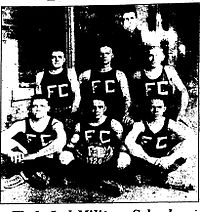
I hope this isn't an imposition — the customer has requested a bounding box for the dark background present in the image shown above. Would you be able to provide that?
[2,4,199,88]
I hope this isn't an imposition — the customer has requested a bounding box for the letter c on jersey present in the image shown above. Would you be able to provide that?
[47,84,69,98]
[92,80,115,93]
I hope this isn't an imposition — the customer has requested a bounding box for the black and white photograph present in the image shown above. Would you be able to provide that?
[1,1,199,206]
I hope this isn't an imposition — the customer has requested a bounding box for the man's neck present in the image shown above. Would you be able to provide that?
[31,115,48,122]
[49,67,63,75]
[100,64,112,73]
[31,117,42,122]
[89,115,107,126]
[145,64,163,79]
[147,116,166,134]
[149,116,165,123]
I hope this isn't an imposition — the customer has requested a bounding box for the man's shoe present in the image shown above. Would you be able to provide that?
[164,182,195,192]
[167,157,186,173]
[50,176,69,187]
[98,180,122,197]
[2,174,25,189]
[27,171,50,189]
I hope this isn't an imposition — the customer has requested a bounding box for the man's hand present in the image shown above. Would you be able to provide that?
[9,151,25,164]
[154,156,175,169]
[117,152,131,169]
[71,105,78,113]
[122,114,134,126]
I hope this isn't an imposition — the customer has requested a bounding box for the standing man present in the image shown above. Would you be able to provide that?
[132,45,189,121]
[79,45,132,126]
[1,94,66,189]
[36,48,81,130]
[113,7,144,74]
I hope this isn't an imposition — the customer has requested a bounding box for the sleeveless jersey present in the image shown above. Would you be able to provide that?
[136,119,181,158]
[75,117,120,165]
[40,69,74,109]
[13,118,57,154]
[81,69,124,120]
[142,67,174,98]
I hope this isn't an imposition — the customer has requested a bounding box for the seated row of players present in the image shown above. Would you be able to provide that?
[1,45,195,196]
[1,94,196,196]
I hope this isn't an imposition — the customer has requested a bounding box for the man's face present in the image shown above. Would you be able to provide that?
[150,99,166,119]
[31,99,50,119]
[91,100,106,120]
[99,46,113,65]
[148,47,165,68]
[123,12,137,32]
[51,51,65,69]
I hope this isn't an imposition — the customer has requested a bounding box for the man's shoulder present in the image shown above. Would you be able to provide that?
[36,70,45,78]
[116,69,128,78]
[8,118,26,132]
[164,65,181,84]
[51,117,63,125]
[133,120,145,131]
[164,65,177,76]
[110,118,123,131]
[79,69,91,81]
[111,118,121,126]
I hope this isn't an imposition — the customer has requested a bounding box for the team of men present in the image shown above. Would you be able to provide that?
[1,9,197,197]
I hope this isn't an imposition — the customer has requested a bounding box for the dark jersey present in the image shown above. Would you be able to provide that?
[142,68,174,98]
[136,119,181,158]
[12,118,57,154]
[131,67,178,120]
[81,69,124,120]
[40,69,74,109]
[75,117,121,165]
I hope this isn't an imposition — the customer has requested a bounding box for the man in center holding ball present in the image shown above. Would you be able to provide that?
[59,96,131,197]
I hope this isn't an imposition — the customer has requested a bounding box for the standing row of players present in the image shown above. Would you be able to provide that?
[36,44,189,126]
[1,44,196,196]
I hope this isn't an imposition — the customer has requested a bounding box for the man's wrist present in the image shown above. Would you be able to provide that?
[146,156,157,165]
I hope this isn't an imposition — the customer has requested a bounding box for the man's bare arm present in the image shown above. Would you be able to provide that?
[168,119,197,158]
[116,70,131,119]
[111,119,123,140]
[25,120,66,160]
[35,71,44,94]
[165,66,189,117]
[125,121,157,164]
[68,68,81,113]
[1,120,27,155]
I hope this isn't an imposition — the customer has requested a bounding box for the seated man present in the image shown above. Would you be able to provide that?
[59,96,131,197]
[1,94,66,189]
[121,96,197,191]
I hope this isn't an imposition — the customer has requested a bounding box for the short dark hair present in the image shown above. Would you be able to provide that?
[30,94,49,107]
[144,45,163,53]
[96,39,115,55]
[48,46,66,57]
[89,94,108,106]
[146,95,168,108]
[121,5,137,18]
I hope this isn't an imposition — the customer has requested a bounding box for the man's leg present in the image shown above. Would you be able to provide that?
[0,153,27,178]
[166,155,197,191]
